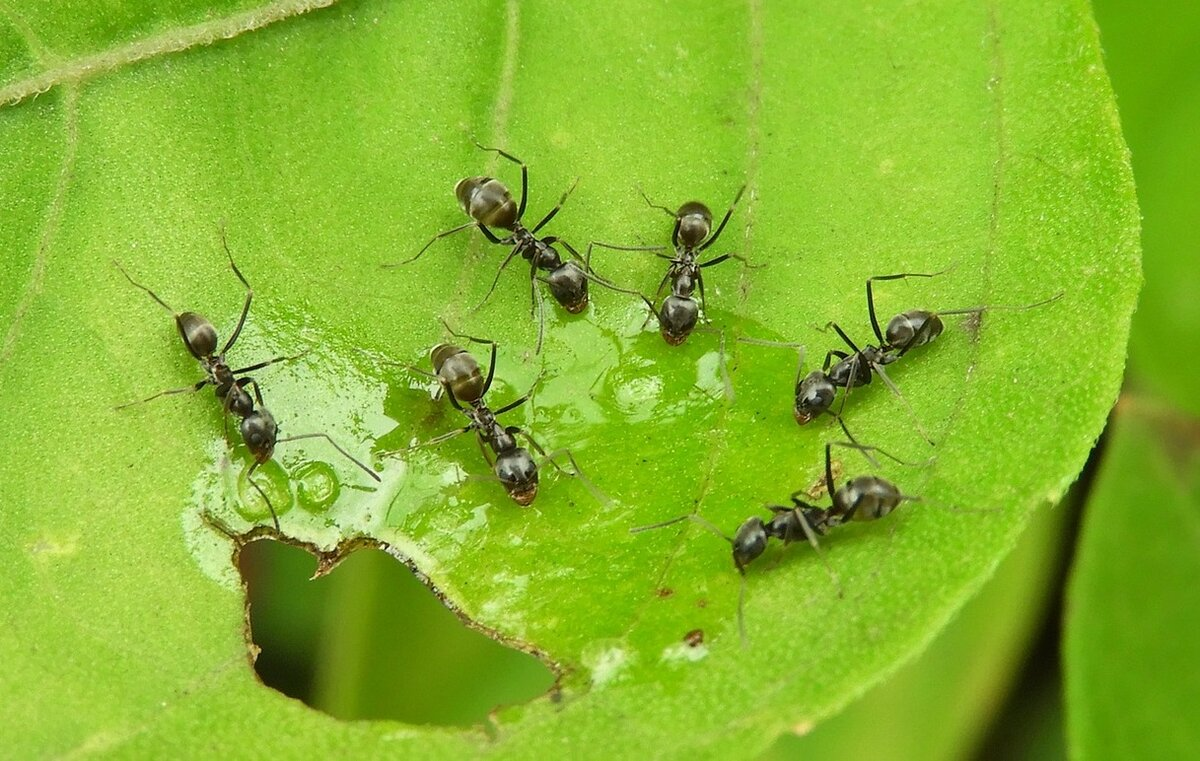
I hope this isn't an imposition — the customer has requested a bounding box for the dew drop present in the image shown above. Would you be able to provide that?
[235,460,293,521]
[293,460,341,514]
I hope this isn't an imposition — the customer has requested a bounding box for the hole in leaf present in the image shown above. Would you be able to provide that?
[239,540,556,726]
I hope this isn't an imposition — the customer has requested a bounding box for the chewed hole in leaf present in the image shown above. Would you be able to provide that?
[239,540,557,726]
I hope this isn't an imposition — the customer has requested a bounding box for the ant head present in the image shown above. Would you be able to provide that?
[675,201,713,249]
[455,176,518,229]
[732,516,769,572]
[794,371,835,424]
[431,344,486,405]
[495,448,539,506]
[885,309,943,352]
[659,295,699,345]
[240,407,278,463]
[175,312,218,359]
[545,261,588,313]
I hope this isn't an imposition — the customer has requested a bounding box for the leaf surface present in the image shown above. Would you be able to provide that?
[0,0,1138,757]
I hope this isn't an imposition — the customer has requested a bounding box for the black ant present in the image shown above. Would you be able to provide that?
[114,236,380,530]
[632,442,917,642]
[399,323,601,506]
[757,272,1062,443]
[113,235,294,420]
[592,185,752,345]
[385,143,624,352]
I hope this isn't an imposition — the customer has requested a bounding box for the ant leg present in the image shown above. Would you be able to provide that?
[637,187,679,218]
[696,184,747,253]
[473,247,523,313]
[474,142,529,220]
[493,390,533,417]
[829,439,928,468]
[230,349,308,377]
[695,326,734,402]
[865,272,945,345]
[218,228,254,355]
[275,432,381,482]
[822,349,849,372]
[637,294,662,332]
[389,423,474,456]
[115,378,210,410]
[872,363,935,445]
[525,442,611,505]
[531,177,580,234]
[637,187,683,249]
[936,291,1065,318]
[552,240,644,296]
[828,322,864,355]
[699,252,761,270]
[113,261,177,315]
[584,240,672,271]
[384,222,477,268]
[199,509,242,542]
[629,513,690,533]
[736,336,806,385]
[244,460,281,531]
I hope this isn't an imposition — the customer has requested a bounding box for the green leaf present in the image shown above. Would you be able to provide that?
[1064,407,1200,759]
[1092,0,1200,416]
[0,0,1138,757]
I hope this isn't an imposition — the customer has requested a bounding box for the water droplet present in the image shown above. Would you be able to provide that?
[235,460,293,521]
[293,460,341,514]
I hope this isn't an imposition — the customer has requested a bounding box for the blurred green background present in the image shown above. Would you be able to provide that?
[241,1,1199,757]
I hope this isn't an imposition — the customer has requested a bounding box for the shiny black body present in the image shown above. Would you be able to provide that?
[637,185,748,345]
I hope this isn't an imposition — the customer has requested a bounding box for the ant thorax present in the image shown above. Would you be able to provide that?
[670,264,698,297]
[828,351,876,388]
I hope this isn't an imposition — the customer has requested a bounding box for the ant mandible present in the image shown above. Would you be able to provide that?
[386,143,623,352]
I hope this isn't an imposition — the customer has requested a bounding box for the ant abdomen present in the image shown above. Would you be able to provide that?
[885,309,944,351]
[834,475,903,522]
[675,201,713,248]
[431,344,486,404]
[176,312,219,359]
[454,176,517,229]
